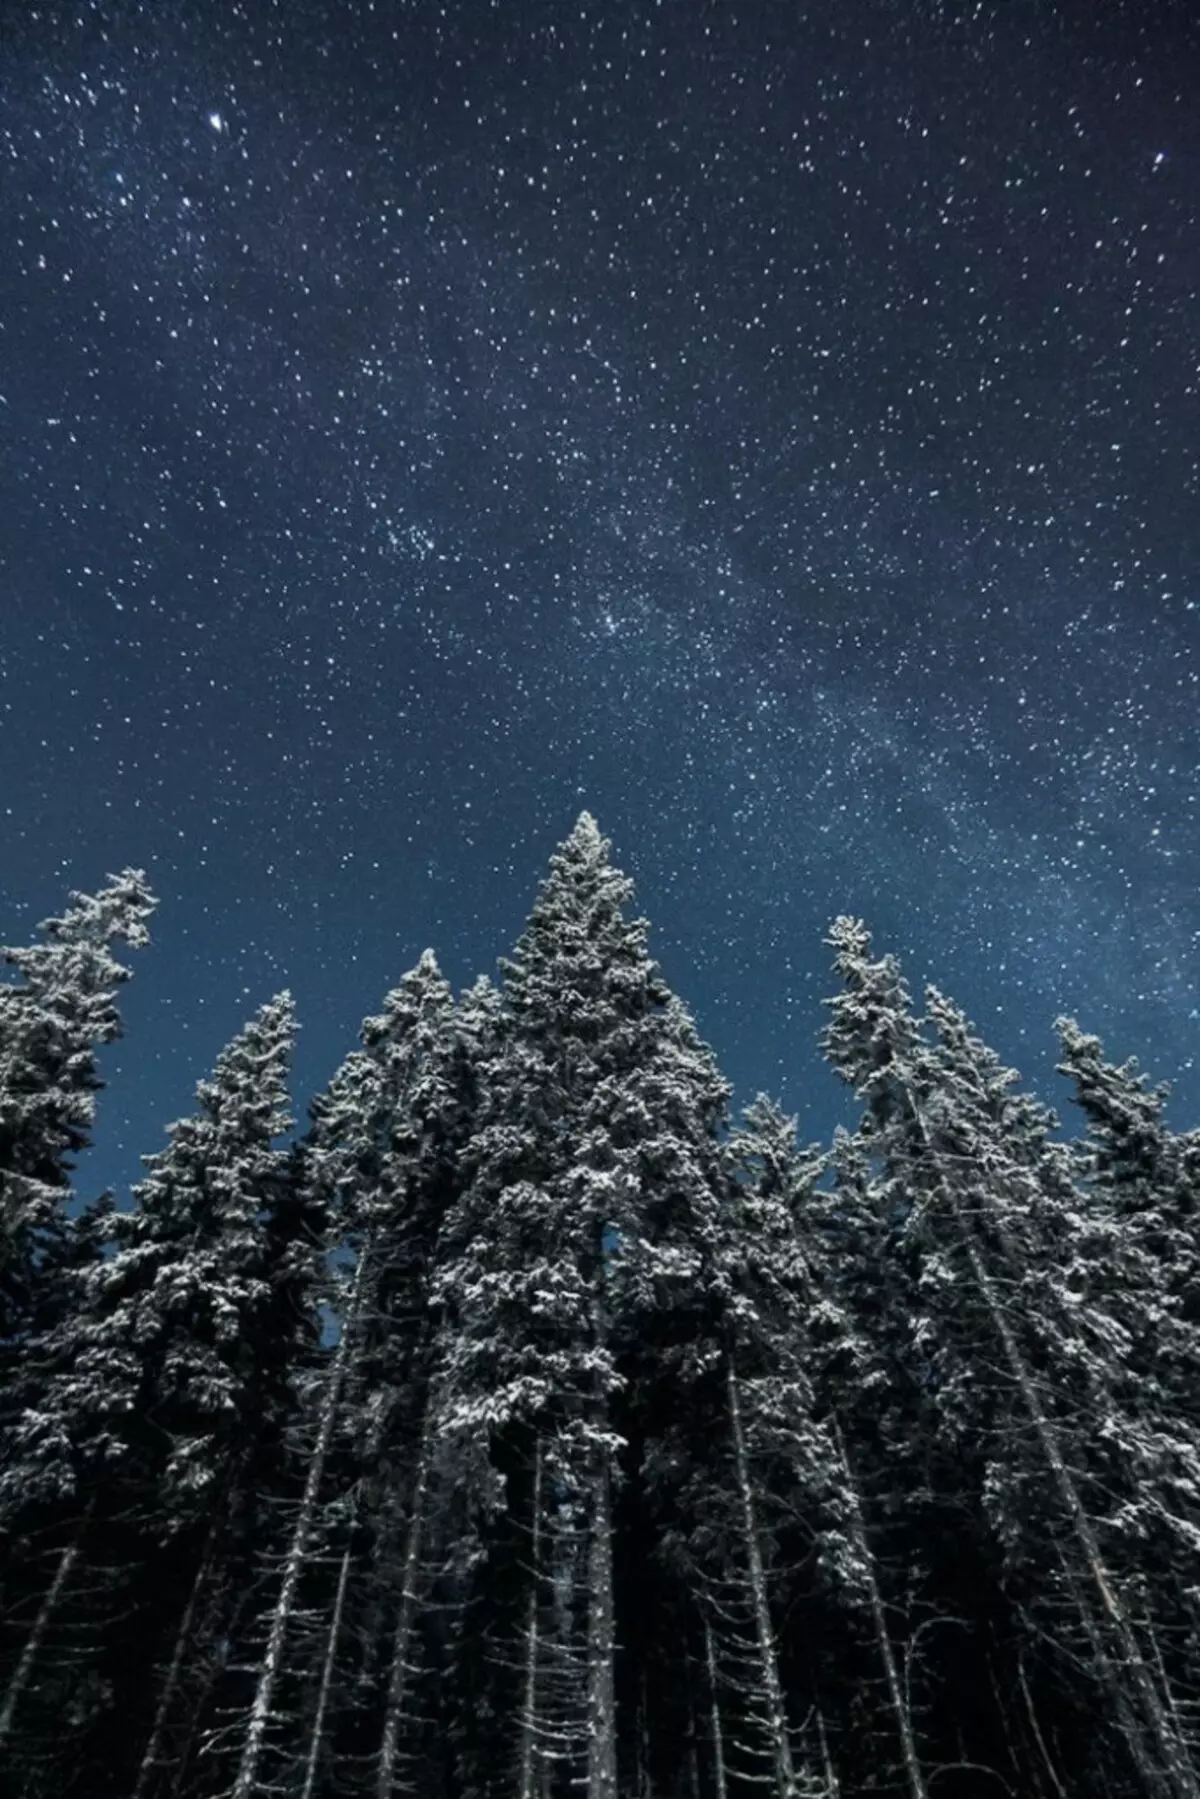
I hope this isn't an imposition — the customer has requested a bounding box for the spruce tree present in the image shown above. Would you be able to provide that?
[127,991,322,1799]
[802,1122,944,1799]
[0,869,156,1346]
[5,841,1198,1799]
[433,814,733,1799]
[924,987,1200,1796]
[223,951,482,1799]
[822,918,1199,1799]
[0,993,320,1799]
[672,1098,836,1799]
[1054,1021,1200,1767]
[720,1099,941,1799]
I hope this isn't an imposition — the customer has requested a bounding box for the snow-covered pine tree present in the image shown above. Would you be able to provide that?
[799,1123,937,1799]
[1053,1020,1200,1764]
[432,817,633,1799]
[1054,1017,1200,1390]
[819,930,1057,1795]
[352,956,480,1799]
[0,871,155,1792]
[8,836,1199,1799]
[0,869,156,1348]
[654,1096,836,1799]
[822,917,1199,1799]
[672,1092,941,1799]
[124,994,323,1799]
[813,932,988,1799]
[911,984,1111,1797]
[924,987,1200,1797]
[432,814,734,1799]
[347,962,496,1799]
[0,993,320,1799]
[597,984,738,1799]
[221,950,470,1799]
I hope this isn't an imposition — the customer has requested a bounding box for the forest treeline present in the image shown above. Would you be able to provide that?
[1,813,1199,1799]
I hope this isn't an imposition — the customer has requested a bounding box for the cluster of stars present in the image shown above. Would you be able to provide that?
[0,0,1196,1187]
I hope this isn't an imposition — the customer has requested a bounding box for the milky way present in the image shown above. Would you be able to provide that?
[1,0,1197,1192]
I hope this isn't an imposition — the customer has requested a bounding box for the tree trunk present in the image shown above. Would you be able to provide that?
[635,1662,653,1799]
[830,1416,929,1799]
[0,1495,95,1747]
[681,1621,704,1799]
[166,1565,266,1799]
[961,1226,1194,1798]
[1044,1524,1168,1799]
[517,1436,546,1799]
[726,1360,797,1798]
[1016,1643,1069,1799]
[982,1635,1043,1799]
[300,1532,354,1799]
[375,1408,434,1798]
[905,1095,1197,1797]
[815,1705,840,1797]
[704,1617,730,1799]
[586,1452,617,1799]
[132,1504,228,1799]
[230,1250,365,1799]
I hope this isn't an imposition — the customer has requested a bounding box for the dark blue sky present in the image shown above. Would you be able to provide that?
[2,0,1197,1197]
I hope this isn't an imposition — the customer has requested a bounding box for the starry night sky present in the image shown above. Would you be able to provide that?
[2,0,1198,1199]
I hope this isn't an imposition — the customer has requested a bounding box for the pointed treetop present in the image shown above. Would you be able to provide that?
[1055,1016,1173,1188]
[304,953,460,1235]
[1055,1016,1170,1118]
[553,810,613,878]
[148,991,297,1189]
[360,949,451,1056]
[923,984,1064,1169]
[0,869,160,1248]
[204,989,296,1084]
[501,814,646,997]
[820,918,923,1126]
[733,1095,807,1197]
[537,809,616,893]
[455,970,500,1031]
[37,868,158,952]
[924,984,1010,1069]
[3,867,158,1010]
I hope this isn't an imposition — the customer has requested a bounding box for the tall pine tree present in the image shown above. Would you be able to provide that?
[434,814,733,1799]
[0,993,322,1799]
[0,869,156,1347]
[822,918,1199,1799]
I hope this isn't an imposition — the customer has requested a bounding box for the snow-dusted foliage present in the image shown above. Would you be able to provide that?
[432,814,734,1798]
[0,869,156,1345]
[1054,1019,1200,1769]
[821,920,1200,1799]
[2,842,1199,1799]
[0,992,323,1799]
[211,949,494,1799]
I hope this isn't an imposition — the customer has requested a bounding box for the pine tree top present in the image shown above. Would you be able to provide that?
[3,867,157,998]
[820,918,922,1129]
[131,992,297,1235]
[498,815,659,1024]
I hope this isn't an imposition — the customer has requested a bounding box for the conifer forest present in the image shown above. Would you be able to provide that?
[3,813,1200,1799]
